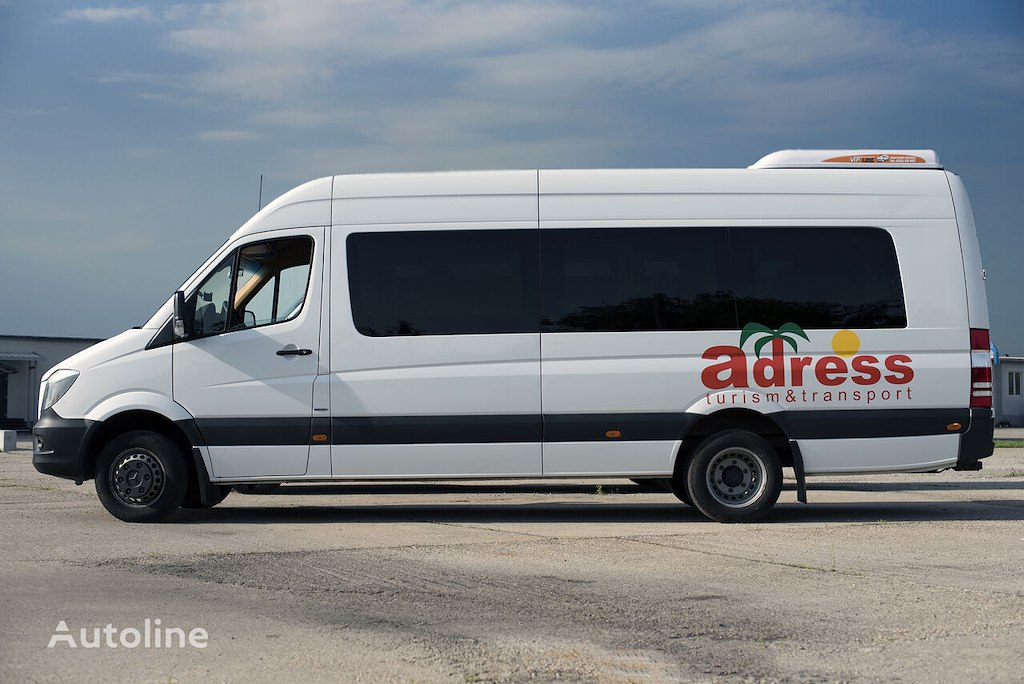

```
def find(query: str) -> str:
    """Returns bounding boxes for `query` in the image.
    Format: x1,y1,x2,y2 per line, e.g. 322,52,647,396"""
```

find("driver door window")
189,237,313,337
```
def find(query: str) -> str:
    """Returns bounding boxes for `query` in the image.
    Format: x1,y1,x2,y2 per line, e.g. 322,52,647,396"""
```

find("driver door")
173,227,324,478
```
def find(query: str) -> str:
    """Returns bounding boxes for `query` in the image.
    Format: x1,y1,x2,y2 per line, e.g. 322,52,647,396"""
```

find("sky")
1,0,1022,349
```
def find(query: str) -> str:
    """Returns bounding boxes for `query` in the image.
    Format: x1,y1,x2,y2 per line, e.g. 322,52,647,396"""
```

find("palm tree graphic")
739,322,810,358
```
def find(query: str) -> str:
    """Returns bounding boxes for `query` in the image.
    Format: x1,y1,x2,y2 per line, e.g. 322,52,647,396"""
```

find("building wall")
0,336,103,426
993,357,1024,426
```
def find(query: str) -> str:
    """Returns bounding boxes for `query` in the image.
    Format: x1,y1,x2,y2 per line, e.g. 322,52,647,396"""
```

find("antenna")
258,174,263,210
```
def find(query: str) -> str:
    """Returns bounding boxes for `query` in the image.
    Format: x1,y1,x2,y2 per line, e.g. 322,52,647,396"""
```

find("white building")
993,355,1024,427
0,335,102,429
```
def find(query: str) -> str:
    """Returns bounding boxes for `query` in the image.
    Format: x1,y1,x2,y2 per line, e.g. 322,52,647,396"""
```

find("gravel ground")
1,434,1022,683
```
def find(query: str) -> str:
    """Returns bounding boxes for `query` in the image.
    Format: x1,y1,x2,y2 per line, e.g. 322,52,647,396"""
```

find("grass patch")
994,439,1024,448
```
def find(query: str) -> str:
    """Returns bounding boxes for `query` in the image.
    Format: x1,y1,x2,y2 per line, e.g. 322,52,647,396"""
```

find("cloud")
164,0,597,101
0,106,68,117
252,107,340,129
195,129,264,142
285,133,620,178
97,71,163,84
167,0,592,59
60,6,157,23
86,0,1024,167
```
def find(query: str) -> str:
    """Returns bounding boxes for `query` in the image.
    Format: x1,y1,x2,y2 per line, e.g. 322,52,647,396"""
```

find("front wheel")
95,431,188,522
682,430,782,523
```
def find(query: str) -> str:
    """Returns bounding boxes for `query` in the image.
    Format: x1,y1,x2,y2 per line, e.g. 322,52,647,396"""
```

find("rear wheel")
681,430,782,523
95,431,188,522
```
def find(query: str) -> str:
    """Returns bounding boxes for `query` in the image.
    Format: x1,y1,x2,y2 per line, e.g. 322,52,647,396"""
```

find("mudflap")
789,440,808,504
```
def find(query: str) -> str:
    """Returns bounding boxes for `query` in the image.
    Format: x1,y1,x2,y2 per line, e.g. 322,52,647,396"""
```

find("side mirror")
172,291,190,340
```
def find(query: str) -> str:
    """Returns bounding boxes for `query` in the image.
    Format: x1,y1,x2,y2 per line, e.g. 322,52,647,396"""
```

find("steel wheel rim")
110,450,165,507
705,446,767,508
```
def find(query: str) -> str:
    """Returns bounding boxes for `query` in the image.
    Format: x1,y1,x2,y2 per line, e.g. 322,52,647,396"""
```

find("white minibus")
33,150,994,522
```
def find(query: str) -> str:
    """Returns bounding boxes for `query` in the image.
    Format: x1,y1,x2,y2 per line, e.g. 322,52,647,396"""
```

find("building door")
0,372,8,419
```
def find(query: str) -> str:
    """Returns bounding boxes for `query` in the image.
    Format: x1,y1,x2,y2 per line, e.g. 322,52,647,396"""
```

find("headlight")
40,370,79,414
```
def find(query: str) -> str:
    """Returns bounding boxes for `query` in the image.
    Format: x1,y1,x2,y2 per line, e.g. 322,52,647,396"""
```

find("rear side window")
541,228,734,332
347,230,539,336
731,227,906,329
543,226,904,332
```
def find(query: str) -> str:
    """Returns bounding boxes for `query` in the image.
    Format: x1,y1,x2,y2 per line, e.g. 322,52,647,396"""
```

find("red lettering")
851,355,881,386
753,339,786,387
789,356,812,387
884,354,914,384
815,356,848,386
701,346,749,389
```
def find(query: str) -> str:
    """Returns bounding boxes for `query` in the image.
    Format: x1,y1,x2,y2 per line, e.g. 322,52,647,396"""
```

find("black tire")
94,431,188,522
683,430,782,523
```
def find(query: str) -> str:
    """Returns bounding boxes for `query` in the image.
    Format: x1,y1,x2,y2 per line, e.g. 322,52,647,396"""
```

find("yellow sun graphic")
832,329,860,357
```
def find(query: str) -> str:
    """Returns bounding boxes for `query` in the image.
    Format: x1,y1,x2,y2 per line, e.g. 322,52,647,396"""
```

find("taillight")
970,328,992,408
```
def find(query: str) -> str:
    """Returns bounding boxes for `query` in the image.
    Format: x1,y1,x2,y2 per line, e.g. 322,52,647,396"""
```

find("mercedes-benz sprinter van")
33,150,994,522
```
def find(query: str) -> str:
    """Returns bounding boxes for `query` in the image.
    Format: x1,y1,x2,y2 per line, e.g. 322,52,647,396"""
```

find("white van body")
33,150,994,522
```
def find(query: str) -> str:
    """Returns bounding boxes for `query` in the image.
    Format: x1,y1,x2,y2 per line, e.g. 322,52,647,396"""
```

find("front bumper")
33,408,91,481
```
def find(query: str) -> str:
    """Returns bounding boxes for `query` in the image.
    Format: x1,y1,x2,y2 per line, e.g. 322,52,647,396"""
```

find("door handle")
276,348,313,356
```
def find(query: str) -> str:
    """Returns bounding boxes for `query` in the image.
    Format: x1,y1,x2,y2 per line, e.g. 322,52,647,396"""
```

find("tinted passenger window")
541,228,734,332
347,230,539,336
344,226,906,337
731,227,905,329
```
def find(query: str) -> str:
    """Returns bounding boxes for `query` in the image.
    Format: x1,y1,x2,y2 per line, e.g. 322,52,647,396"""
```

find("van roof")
229,154,953,239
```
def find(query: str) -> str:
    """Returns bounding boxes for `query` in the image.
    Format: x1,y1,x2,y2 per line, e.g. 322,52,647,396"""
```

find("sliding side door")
330,224,542,478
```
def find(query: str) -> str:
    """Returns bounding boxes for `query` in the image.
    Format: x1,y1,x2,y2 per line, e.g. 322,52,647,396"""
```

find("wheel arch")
82,410,199,486
674,408,792,477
